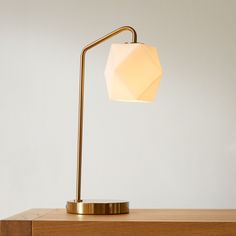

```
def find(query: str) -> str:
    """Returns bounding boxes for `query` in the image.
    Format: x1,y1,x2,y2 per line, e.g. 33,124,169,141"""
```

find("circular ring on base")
66,199,129,215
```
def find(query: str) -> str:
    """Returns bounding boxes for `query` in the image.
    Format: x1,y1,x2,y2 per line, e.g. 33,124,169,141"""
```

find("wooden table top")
4,208,236,222
1,208,236,236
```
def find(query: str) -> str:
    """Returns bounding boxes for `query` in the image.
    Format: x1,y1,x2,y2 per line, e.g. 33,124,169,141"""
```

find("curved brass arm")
76,26,138,201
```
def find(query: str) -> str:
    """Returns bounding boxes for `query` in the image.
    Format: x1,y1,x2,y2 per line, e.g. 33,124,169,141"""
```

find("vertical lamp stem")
76,52,85,202
76,26,137,202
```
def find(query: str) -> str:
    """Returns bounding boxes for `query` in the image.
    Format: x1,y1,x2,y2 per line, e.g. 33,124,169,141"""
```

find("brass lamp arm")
76,26,138,201
82,26,137,53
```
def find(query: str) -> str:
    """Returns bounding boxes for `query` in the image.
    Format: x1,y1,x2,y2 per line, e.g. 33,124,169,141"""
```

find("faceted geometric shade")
104,43,163,102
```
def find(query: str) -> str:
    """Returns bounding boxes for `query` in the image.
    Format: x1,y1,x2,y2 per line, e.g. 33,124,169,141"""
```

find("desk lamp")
66,26,163,215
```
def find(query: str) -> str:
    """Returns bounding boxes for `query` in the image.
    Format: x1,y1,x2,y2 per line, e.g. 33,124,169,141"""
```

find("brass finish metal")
76,26,137,202
66,200,129,215
67,26,137,214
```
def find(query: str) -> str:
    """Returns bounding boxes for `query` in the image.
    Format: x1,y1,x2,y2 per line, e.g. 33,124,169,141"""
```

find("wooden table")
1,209,236,236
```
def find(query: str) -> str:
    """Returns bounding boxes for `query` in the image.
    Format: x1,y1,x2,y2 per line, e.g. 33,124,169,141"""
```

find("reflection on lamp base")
66,199,129,215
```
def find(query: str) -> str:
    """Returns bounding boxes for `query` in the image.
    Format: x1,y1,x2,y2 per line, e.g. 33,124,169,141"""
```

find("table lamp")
66,26,163,215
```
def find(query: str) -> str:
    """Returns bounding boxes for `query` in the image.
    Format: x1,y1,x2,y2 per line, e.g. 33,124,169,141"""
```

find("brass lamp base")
66,200,129,215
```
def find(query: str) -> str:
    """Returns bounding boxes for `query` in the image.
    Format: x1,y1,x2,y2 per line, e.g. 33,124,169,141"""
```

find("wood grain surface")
0,209,51,236
1,209,236,236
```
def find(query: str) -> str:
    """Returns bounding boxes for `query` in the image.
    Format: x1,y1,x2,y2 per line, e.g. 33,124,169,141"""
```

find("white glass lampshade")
104,43,163,102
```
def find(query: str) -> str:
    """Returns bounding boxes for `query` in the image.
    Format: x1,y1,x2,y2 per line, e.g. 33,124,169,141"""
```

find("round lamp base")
66,199,129,215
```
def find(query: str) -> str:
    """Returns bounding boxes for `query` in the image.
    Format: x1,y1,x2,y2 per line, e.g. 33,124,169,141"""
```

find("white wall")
0,0,236,218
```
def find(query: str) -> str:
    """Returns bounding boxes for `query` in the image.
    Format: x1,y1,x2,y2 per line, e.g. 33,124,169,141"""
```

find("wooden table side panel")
32,221,236,236
0,220,31,236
